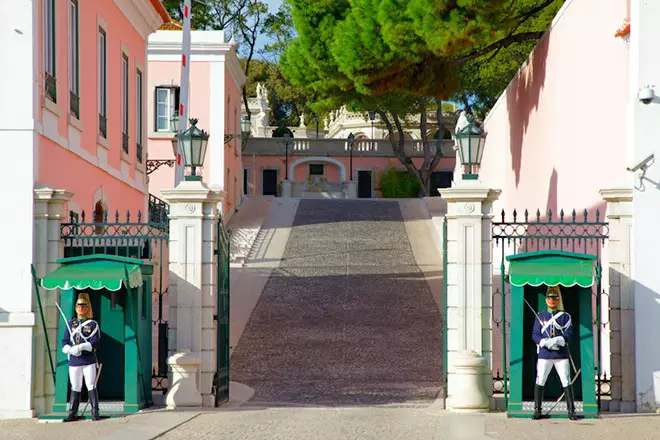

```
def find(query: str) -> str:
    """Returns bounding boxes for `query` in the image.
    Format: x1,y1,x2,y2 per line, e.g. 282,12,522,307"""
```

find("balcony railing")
122,133,129,154
45,73,57,103
70,91,80,119
99,113,107,138
244,137,456,158
148,193,169,223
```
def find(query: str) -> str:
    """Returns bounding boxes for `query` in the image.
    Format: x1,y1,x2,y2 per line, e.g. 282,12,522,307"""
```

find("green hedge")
378,167,420,198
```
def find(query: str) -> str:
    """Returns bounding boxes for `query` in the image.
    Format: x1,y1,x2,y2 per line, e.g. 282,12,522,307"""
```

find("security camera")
626,153,655,173
639,86,655,105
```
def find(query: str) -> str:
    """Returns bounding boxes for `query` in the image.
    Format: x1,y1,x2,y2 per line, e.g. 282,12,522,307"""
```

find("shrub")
378,167,420,198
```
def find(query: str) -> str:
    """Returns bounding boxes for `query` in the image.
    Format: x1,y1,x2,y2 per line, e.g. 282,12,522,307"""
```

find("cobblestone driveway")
230,199,444,406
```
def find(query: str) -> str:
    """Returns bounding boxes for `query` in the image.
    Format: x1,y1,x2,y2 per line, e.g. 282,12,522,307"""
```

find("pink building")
147,26,247,220
37,0,169,219
0,0,167,419
244,138,456,198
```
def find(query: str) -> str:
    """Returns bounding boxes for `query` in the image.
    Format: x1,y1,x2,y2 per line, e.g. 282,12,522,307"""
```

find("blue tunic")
532,309,573,360
61,317,100,367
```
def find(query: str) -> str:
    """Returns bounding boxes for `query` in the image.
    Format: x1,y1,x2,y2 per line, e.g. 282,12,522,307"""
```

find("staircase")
227,196,274,266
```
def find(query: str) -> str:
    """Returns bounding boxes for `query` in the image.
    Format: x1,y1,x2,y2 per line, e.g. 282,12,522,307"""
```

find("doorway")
357,170,372,198
262,169,278,196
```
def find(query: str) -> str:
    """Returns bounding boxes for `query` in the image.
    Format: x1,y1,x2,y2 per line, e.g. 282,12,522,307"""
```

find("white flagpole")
175,0,192,186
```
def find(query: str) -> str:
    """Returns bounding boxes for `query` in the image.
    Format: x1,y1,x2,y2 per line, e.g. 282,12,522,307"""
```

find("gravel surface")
230,199,444,406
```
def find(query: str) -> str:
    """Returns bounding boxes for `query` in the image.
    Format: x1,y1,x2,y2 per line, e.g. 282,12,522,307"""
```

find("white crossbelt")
70,320,98,343
541,312,571,335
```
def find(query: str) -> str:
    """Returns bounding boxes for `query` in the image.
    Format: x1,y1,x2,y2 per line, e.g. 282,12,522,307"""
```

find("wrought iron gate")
213,217,231,405
491,208,609,410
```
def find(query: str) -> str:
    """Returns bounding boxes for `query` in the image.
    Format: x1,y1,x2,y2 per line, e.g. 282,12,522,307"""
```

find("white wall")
0,0,38,418
630,0,660,412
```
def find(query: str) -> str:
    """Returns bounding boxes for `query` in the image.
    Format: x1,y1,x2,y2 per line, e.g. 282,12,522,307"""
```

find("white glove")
539,339,549,348
62,345,72,355
80,342,93,352
69,344,82,357
555,336,565,347
546,337,561,350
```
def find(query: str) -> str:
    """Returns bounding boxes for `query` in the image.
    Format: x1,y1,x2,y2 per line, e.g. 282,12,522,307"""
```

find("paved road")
156,409,660,440
230,199,444,406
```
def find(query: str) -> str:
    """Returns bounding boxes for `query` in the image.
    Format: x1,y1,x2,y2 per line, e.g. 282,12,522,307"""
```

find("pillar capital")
439,184,501,218
34,186,75,203
161,180,224,207
33,187,74,218
600,187,633,219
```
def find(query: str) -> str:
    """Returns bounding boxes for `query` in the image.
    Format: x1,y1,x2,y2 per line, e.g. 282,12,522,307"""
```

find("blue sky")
254,0,284,57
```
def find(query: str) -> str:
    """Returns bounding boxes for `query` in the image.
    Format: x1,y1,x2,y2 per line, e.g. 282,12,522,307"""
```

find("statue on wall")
299,113,306,128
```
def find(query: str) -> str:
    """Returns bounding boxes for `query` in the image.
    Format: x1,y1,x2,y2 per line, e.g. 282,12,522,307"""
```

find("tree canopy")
281,0,564,110
453,0,565,117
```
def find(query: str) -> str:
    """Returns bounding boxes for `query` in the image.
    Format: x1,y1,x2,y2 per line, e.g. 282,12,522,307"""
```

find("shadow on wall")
506,30,550,188
546,168,558,216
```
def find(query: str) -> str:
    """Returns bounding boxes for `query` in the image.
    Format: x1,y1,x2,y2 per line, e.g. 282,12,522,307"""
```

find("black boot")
89,388,101,421
565,386,577,420
64,391,80,422
533,385,544,420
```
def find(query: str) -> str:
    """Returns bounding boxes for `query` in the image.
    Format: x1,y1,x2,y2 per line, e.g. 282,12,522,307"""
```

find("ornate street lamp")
453,112,487,180
178,118,209,181
225,115,252,151
347,132,356,181
279,133,293,180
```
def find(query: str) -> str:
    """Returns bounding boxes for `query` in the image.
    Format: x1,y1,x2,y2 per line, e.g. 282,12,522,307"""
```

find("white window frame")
69,0,79,96
155,86,179,132
44,0,56,78
121,53,129,136
136,69,143,161
98,27,107,117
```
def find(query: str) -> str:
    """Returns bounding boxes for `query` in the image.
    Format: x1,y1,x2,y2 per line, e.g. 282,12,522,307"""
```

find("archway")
289,156,347,182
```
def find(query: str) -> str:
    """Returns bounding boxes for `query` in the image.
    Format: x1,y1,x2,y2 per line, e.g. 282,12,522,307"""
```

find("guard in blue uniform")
61,293,101,421
531,285,576,420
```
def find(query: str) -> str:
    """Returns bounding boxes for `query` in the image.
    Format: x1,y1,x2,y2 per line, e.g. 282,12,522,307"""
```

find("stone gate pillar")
439,183,501,411
161,180,223,408
32,187,73,416
600,187,634,412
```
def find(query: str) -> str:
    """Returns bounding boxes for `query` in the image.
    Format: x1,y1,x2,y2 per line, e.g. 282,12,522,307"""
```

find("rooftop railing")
243,137,456,158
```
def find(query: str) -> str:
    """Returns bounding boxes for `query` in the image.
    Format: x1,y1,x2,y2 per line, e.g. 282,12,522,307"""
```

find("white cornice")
148,30,236,59
114,0,165,40
226,49,247,88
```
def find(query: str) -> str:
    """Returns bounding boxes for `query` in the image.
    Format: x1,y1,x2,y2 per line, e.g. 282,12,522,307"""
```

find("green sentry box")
506,251,598,419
